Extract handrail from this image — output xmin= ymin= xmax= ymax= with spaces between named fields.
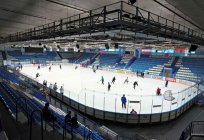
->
xmin=15 ymin=96 xmax=28 ymax=122
xmin=4 ymin=1 xmax=204 ymax=44
xmin=29 ymin=110 xmax=43 ymax=140
xmin=84 ymin=125 xmax=91 ymax=140
xmin=62 ymin=123 xmax=73 ymax=140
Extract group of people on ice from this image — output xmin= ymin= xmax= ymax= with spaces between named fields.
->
xmin=100 ymin=76 xmax=139 ymax=91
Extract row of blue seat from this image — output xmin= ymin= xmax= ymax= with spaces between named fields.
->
xmin=75 ymin=53 xmax=95 ymax=64
xmin=0 ymin=77 xmax=104 ymax=140
xmin=0 ymin=68 xmax=19 ymax=84
xmin=99 ymin=53 xmax=121 ymax=67
xmin=129 ymin=57 xmax=170 ymax=72
xmin=7 ymin=51 xmax=58 ymax=60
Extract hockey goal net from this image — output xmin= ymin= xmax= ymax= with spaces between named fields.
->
xmin=163 ymin=90 xmax=175 ymax=101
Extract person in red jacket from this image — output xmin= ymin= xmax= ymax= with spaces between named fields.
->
xmin=156 ymin=87 xmax=161 ymax=95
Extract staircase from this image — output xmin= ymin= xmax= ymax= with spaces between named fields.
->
xmin=115 ymin=55 xmax=132 ymax=69
xmin=175 ymin=57 xmax=198 ymax=81
xmin=171 ymin=56 xmax=179 ymax=67
xmin=125 ymin=56 xmax=136 ymax=69
xmin=91 ymin=54 xmax=100 ymax=66
xmin=144 ymin=57 xmax=173 ymax=76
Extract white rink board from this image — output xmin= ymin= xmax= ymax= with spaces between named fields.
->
xmin=21 ymin=64 xmax=198 ymax=114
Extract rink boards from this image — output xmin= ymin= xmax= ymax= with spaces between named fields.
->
xmin=12 ymin=64 xmax=204 ymax=124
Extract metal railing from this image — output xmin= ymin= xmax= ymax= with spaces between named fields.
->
xmin=3 ymin=1 xmax=204 ymax=45
xmin=181 ymin=121 xmax=204 ymax=140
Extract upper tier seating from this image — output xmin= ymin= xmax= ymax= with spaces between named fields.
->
xmin=75 ymin=53 xmax=95 ymax=64
xmin=181 ymin=57 xmax=204 ymax=76
xmin=99 ymin=53 xmax=120 ymax=67
xmin=7 ymin=51 xmax=58 ymax=61
xmin=0 ymin=67 xmax=19 ymax=84
xmin=129 ymin=56 xmax=170 ymax=72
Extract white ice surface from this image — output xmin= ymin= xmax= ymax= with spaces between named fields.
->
xmin=21 ymin=64 xmax=197 ymax=114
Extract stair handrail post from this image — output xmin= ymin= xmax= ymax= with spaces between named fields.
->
xmin=29 ymin=109 xmax=43 ymax=140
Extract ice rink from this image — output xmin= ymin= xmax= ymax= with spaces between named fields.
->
xmin=20 ymin=64 xmax=198 ymax=114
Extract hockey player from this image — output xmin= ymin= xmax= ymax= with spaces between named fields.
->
xmin=100 ymin=76 xmax=104 ymax=85
xmin=165 ymin=80 xmax=169 ymax=87
xmin=49 ymin=66 xmax=51 ymax=72
xmin=36 ymin=73 xmax=40 ymax=78
xmin=108 ymin=82 xmax=111 ymax=91
xmin=124 ymin=77 xmax=129 ymax=84
xmin=156 ymin=87 xmax=161 ymax=95
xmin=60 ymin=86 xmax=64 ymax=94
xmin=111 ymin=76 xmax=116 ymax=84
xmin=133 ymin=81 xmax=138 ymax=89
xmin=53 ymin=83 xmax=58 ymax=91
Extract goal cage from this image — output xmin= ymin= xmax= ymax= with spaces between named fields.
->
xmin=163 ymin=90 xmax=175 ymax=101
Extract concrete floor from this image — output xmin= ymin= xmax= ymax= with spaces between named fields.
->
xmin=103 ymin=105 xmax=204 ymax=140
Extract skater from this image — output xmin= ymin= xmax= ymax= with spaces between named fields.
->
xmin=49 ymin=66 xmax=51 ymax=72
xmin=93 ymin=68 xmax=96 ymax=73
xmin=156 ymin=87 xmax=161 ymax=95
xmin=108 ymin=82 xmax=111 ymax=91
xmin=20 ymin=64 xmax=23 ymax=70
xmin=60 ymin=64 xmax=62 ymax=69
xmin=38 ymin=65 xmax=40 ymax=70
xmin=36 ymin=73 xmax=40 ymax=78
xmin=165 ymin=80 xmax=169 ymax=87
xmin=43 ymin=80 xmax=46 ymax=86
xmin=121 ymin=94 xmax=127 ymax=109
xmin=100 ymin=76 xmax=104 ymax=85
xmin=111 ymin=76 xmax=116 ymax=84
xmin=53 ymin=83 xmax=58 ymax=91
xmin=124 ymin=77 xmax=129 ymax=84
xmin=133 ymin=81 xmax=138 ymax=89
xmin=60 ymin=86 xmax=64 ymax=94
xmin=49 ymin=83 xmax=53 ymax=89
xmin=75 ymin=66 xmax=78 ymax=70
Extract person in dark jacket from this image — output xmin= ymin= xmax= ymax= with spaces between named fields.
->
xmin=108 ymin=82 xmax=111 ymax=91
xmin=111 ymin=76 xmax=116 ymax=84
xmin=64 ymin=111 xmax=72 ymax=124
xmin=121 ymin=94 xmax=127 ymax=108
xmin=71 ymin=114 xmax=79 ymax=128
xmin=42 ymin=103 xmax=56 ymax=122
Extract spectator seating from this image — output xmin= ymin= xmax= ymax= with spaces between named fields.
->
xmin=0 ymin=80 xmax=104 ymax=140
xmin=75 ymin=53 xmax=95 ymax=64
xmin=175 ymin=57 xmax=204 ymax=81
xmin=115 ymin=55 xmax=133 ymax=69
xmin=0 ymin=67 xmax=19 ymax=84
xmin=7 ymin=51 xmax=59 ymax=61
xmin=129 ymin=56 xmax=171 ymax=73
xmin=99 ymin=53 xmax=120 ymax=67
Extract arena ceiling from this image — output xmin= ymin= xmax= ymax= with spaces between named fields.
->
xmin=0 ymin=0 xmax=204 ymax=43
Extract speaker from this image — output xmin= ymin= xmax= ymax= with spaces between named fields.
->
xmin=130 ymin=0 xmax=137 ymax=5
xmin=189 ymin=44 xmax=198 ymax=52
xmin=115 ymin=43 xmax=119 ymax=49
xmin=39 ymin=42 xmax=42 ymax=46
xmin=105 ymin=43 xmax=109 ymax=49
xmin=76 ymin=44 xmax=80 ymax=49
